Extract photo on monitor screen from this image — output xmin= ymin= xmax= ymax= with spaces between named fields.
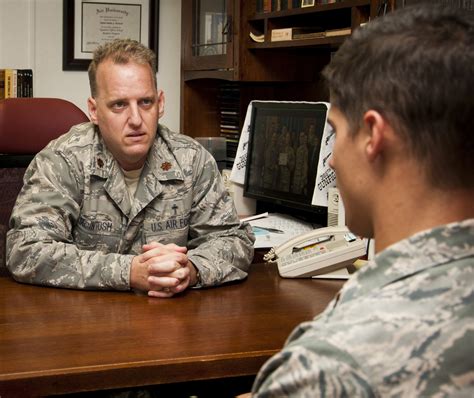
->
xmin=244 ymin=101 xmax=328 ymax=214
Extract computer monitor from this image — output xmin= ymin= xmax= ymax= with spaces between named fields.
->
xmin=244 ymin=101 xmax=328 ymax=220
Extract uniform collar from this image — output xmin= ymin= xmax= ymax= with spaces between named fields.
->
xmin=89 ymin=124 xmax=184 ymax=181
xmin=142 ymin=124 xmax=184 ymax=183
xmin=88 ymin=124 xmax=185 ymax=219
xmin=338 ymin=219 xmax=474 ymax=304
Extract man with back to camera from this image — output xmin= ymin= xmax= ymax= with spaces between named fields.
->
xmin=247 ymin=3 xmax=474 ymax=396
xmin=6 ymin=39 xmax=254 ymax=298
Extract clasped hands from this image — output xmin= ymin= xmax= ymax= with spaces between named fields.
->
xmin=130 ymin=242 xmax=198 ymax=298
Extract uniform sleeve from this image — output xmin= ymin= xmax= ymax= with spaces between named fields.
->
xmin=251 ymin=339 xmax=376 ymax=398
xmin=186 ymin=148 xmax=255 ymax=287
xmin=6 ymin=149 xmax=132 ymax=290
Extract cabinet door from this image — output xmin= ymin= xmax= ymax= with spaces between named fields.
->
xmin=182 ymin=0 xmax=234 ymax=71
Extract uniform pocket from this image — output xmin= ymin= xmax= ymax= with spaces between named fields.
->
xmin=143 ymin=206 xmax=190 ymax=247
xmin=73 ymin=213 xmax=121 ymax=252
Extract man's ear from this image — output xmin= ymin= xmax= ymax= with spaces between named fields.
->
xmin=87 ymin=97 xmax=99 ymax=125
xmin=157 ymin=90 xmax=165 ymax=119
xmin=363 ymin=110 xmax=387 ymax=162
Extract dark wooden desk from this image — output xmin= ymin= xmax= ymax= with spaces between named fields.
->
xmin=0 ymin=263 xmax=343 ymax=397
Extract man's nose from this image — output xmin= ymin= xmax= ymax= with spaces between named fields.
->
xmin=128 ymin=103 xmax=142 ymax=126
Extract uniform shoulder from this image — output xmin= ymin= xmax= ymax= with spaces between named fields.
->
xmin=46 ymin=122 xmax=97 ymax=153
xmin=35 ymin=122 xmax=98 ymax=174
xmin=157 ymin=124 xmax=202 ymax=150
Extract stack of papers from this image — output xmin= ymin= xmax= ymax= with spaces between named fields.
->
xmin=242 ymin=213 xmax=316 ymax=249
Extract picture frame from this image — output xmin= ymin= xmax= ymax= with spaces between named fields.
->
xmin=62 ymin=0 xmax=159 ymax=71
xmin=301 ymin=0 xmax=316 ymax=7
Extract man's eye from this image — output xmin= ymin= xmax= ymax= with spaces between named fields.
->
xmin=112 ymin=102 xmax=126 ymax=109
xmin=140 ymin=99 xmax=153 ymax=107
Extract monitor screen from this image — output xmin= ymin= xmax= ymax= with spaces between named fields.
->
xmin=244 ymin=101 xmax=328 ymax=216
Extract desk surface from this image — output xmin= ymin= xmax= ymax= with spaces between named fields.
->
xmin=0 ymin=263 xmax=343 ymax=396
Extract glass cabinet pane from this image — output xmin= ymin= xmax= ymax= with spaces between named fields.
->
xmin=193 ymin=0 xmax=228 ymax=57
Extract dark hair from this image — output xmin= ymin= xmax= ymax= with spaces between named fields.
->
xmin=323 ymin=4 xmax=474 ymax=189
xmin=88 ymin=39 xmax=157 ymax=98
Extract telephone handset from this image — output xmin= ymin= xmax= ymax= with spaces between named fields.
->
xmin=264 ymin=226 xmax=366 ymax=278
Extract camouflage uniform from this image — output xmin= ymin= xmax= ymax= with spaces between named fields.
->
xmin=252 ymin=219 xmax=474 ymax=397
xmin=6 ymin=122 xmax=254 ymax=290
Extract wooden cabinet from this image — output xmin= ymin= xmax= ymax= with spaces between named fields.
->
xmin=181 ymin=0 xmax=234 ymax=73
xmin=180 ymin=0 xmax=389 ymax=165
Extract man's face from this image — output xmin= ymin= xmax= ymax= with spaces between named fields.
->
xmin=88 ymin=59 xmax=163 ymax=171
xmin=328 ymin=106 xmax=372 ymax=237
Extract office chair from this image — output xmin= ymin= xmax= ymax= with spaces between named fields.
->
xmin=0 ymin=98 xmax=89 ymax=276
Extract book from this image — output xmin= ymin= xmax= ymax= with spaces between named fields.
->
xmin=25 ymin=69 xmax=33 ymax=98
xmin=271 ymin=26 xmax=323 ymax=42
xmin=293 ymin=31 xmax=326 ymax=40
xmin=12 ymin=69 xmax=18 ymax=98
xmin=325 ymin=27 xmax=352 ymax=37
xmin=263 ymin=0 xmax=272 ymax=13
xmin=0 ymin=70 xmax=4 ymax=99
xmin=4 ymin=69 xmax=14 ymax=98
xmin=271 ymin=0 xmax=288 ymax=11
xmin=17 ymin=69 xmax=25 ymax=98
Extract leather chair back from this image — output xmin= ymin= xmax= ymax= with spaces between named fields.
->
xmin=0 ymin=98 xmax=89 ymax=275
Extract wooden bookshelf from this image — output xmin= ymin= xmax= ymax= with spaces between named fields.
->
xmin=180 ymin=0 xmax=393 ymax=149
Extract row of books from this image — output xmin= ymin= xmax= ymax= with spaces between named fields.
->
xmin=402 ymin=0 xmax=473 ymax=11
xmin=0 ymin=69 xmax=34 ymax=99
xmin=257 ymin=0 xmax=297 ymax=12
xmin=257 ymin=0 xmax=340 ymax=13
xmin=218 ymin=82 xmax=241 ymax=169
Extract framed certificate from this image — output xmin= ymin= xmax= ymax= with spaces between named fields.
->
xmin=63 ymin=0 xmax=159 ymax=71
xmin=301 ymin=0 xmax=315 ymax=7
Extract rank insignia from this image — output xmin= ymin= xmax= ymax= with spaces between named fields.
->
xmin=161 ymin=162 xmax=172 ymax=171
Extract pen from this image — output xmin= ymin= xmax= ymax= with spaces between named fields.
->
xmin=241 ymin=212 xmax=269 ymax=222
xmin=253 ymin=226 xmax=284 ymax=234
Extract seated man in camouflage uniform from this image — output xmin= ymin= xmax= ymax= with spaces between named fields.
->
xmin=6 ymin=39 xmax=254 ymax=298
xmin=250 ymin=4 xmax=474 ymax=396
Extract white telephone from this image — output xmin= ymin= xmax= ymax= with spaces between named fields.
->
xmin=264 ymin=226 xmax=366 ymax=278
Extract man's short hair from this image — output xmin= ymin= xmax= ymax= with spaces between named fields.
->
xmin=323 ymin=4 xmax=474 ymax=189
xmin=88 ymin=39 xmax=157 ymax=98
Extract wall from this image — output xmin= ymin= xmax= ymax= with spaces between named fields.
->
xmin=0 ymin=0 xmax=181 ymax=131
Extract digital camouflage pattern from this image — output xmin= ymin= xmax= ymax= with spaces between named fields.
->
xmin=6 ymin=122 xmax=254 ymax=290
xmin=252 ymin=219 xmax=474 ymax=397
